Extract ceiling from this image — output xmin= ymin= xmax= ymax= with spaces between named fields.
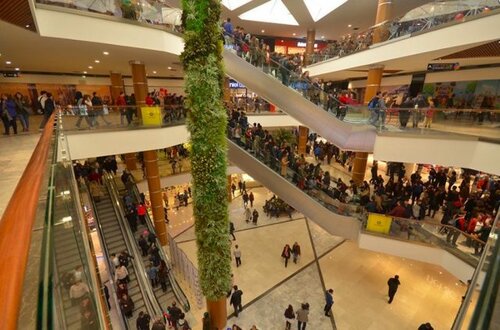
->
xmin=166 ymin=0 xmax=429 ymax=40
xmin=0 ymin=20 xmax=183 ymax=78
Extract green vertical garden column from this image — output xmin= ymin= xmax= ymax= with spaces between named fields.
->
xmin=181 ymin=0 xmax=231 ymax=328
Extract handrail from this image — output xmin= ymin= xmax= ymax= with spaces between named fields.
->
xmin=82 ymin=181 xmax=129 ymax=330
xmin=126 ymin=177 xmax=191 ymax=312
xmin=0 ymin=111 xmax=55 ymax=330
xmin=103 ymin=172 xmax=163 ymax=317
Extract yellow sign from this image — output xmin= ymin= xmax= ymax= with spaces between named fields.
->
xmin=366 ymin=213 xmax=392 ymax=235
xmin=141 ymin=106 xmax=162 ymax=126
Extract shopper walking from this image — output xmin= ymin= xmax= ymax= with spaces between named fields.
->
xmin=242 ymin=191 xmax=249 ymax=208
xmin=234 ymin=245 xmax=242 ymax=267
xmin=229 ymin=221 xmax=236 ymax=241
xmin=292 ymin=242 xmax=301 ymax=264
xmin=14 ymin=92 xmax=30 ymax=131
xmin=387 ymin=275 xmax=401 ymax=304
xmin=249 ymin=192 xmax=255 ymax=207
xmin=296 ymin=303 xmax=309 ymax=330
xmin=281 ymin=244 xmax=292 ymax=267
xmin=324 ymin=289 xmax=334 ymax=316
xmin=230 ymin=285 xmax=243 ymax=317
xmin=169 ymin=302 xmax=182 ymax=330
xmin=284 ymin=304 xmax=295 ymax=330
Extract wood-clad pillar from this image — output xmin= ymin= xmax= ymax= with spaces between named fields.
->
xmin=143 ymin=150 xmax=167 ymax=246
xmin=352 ymin=152 xmax=368 ymax=184
xmin=227 ymin=175 xmax=233 ymax=202
xmin=207 ymin=298 xmax=227 ymax=330
xmin=223 ymin=77 xmax=231 ymax=103
xmin=363 ymin=66 xmax=384 ymax=105
xmin=109 ymin=72 xmax=124 ymax=105
xmin=304 ymin=29 xmax=316 ymax=65
xmin=129 ymin=60 xmax=148 ymax=120
xmin=373 ymin=0 xmax=393 ymax=43
xmin=124 ymin=153 xmax=137 ymax=171
xmin=297 ymin=126 xmax=309 ymax=156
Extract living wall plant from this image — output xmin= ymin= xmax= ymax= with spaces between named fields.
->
xmin=180 ymin=0 xmax=231 ymax=300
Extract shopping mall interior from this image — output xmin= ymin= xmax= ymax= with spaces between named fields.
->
xmin=0 ymin=1 xmax=499 ymax=330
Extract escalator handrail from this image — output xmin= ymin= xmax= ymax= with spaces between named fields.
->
xmin=82 ymin=181 xmax=129 ymax=330
xmin=125 ymin=177 xmax=191 ymax=312
xmin=103 ymin=172 xmax=164 ymax=318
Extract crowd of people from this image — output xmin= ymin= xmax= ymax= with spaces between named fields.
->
xmin=0 ymin=92 xmax=34 ymax=135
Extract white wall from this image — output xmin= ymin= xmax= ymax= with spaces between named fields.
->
xmin=308 ymin=12 xmax=500 ymax=77
xmin=358 ymin=233 xmax=485 ymax=286
xmin=373 ymin=134 xmax=500 ymax=175
xmin=348 ymin=67 xmax=500 ymax=88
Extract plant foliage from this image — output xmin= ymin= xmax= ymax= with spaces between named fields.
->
xmin=180 ymin=0 xmax=231 ymax=300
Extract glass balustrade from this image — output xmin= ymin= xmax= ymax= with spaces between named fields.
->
xmin=37 ymin=121 xmax=108 ymax=329
xmin=308 ymin=1 xmax=500 ymax=65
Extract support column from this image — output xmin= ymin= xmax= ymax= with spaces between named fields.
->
xmin=363 ymin=66 xmax=384 ymax=105
xmin=223 ymin=77 xmax=231 ymax=104
xmin=206 ymin=298 xmax=227 ymax=330
xmin=109 ymin=72 xmax=124 ymax=104
xmin=227 ymin=175 xmax=233 ymax=202
xmin=352 ymin=152 xmax=368 ymax=184
xmin=297 ymin=126 xmax=309 ymax=156
xmin=129 ymin=60 xmax=148 ymax=120
xmin=304 ymin=29 xmax=315 ymax=65
xmin=373 ymin=0 xmax=393 ymax=44
xmin=143 ymin=150 xmax=167 ymax=246
xmin=124 ymin=153 xmax=137 ymax=171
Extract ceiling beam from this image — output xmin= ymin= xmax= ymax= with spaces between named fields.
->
xmin=282 ymin=0 xmax=314 ymax=28
xmin=232 ymin=0 xmax=269 ymax=16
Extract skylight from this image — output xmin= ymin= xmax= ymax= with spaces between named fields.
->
xmin=303 ymin=0 xmax=348 ymax=22
xmin=239 ymin=0 xmax=299 ymax=26
xmin=221 ymin=0 xmax=253 ymax=11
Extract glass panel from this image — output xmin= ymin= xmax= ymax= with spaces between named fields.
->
xmin=37 ymin=123 xmax=108 ymax=329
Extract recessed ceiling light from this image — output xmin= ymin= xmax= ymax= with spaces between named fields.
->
xmin=82 ymin=75 xmax=86 ymax=78
xmin=15 ymin=68 xmax=19 ymax=71
xmin=88 ymin=65 xmax=93 ymax=69
xmin=25 ymin=24 xmax=30 ymax=28
xmin=5 ymin=61 xmax=11 ymax=65
xmin=83 ymin=71 xmax=87 ymax=74
xmin=94 ymin=60 xmax=100 ymax=63
xmin=102 ymin=51 xmax=109 ymax=55
xmin=167 ymin=66 xmax=172 ymax=70
xmin=153 ymin=71 xmax=157 ymax=74
xmin=348 ymin=24 xmax=352 ymax=27
xmin=281 ymin=39 xmax=284 ymax=42
xmin=321 ymin=35 xmax=325 ymax=39
xmin=261 ymin=29 xmax=265 ymax=33
xmin=292 ymin=33 xmax=296 ymax=36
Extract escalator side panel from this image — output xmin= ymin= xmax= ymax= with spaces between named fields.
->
xmin=227 ymin=140 xmax=360 ymax=240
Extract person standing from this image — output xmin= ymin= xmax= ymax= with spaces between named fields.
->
xmin=252 ymin=209 xmax=259 ymax=225
xmin=387 ymin=275 xmax=401 ymax=304
xmin=244 ymin=207 xmax=252 ymax=223
xmin=324 ymin=289 xmax=334 ymax=316
xmin=229 ymin=221 xmax=236 ymax=241
xmin=281 ymin=244 xmax=291 ymax=267
xmin=230 ymin=285 xmax=243 ymax=317
xmin=296 ymin=303 xmax=309 ymax=330
xmin=233 ymin=245 xmax=242 ymax=267
xmin=249 ymin=192 xmax=255 ymax=208
xmin=284 ymin=304 xmax=295 ymax=330
xmin=292 ymin=242 xmax=301 ymax=264
xmin=242 ymin=191 xmax=249 ymax=208
xmin=169 ymin=302 xmax=182 ymax=330
xmin=136 ymin=311 xmax=151 ymax=330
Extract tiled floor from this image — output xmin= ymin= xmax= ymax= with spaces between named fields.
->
xmin=167 ymin=184 xmax=473 ymax=330
xmin=0 ymin=130 xmax=42 ymax=218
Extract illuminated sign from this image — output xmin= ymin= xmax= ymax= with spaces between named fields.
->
xmin=229 ymin=79 xmax=245 ymax=89
xmin=297 ymin=42 xmax=318 ymax=48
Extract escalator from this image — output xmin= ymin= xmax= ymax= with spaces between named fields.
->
xmin=52 ymin=196 xmax=88 ymax=329
xmin=222 ymin=48 xmax=376 ymax=152
xmin=91 ymin=182 xmax=154 ymax=327
xmin=226 ymin=139 xmax=361 ymax=240
xmin=109 ymin=174 xmax=190 ymax=313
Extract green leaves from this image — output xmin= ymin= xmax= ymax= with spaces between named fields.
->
xmin=181 ymin=0 xmax=231 ymax=300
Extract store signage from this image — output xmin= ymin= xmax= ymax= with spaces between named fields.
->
xmin=2 ymin=72 xmax=19 ymax=77
xmin=427 ymin=63 xmax=460 ymax=71
xmin=229 ymin=79 xmax=245 ymax=89
xmin=296 ymin=42 xmax=318 ymax=48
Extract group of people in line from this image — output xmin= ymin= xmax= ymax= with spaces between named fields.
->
xmin=0 ymin=92 xmax=37 ymax=135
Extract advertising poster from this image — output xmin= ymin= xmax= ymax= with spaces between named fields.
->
xmin=366 ymin=213 xmax=393 ymax=235
xmin=141 ymin=106 xmax=162 ymax=126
